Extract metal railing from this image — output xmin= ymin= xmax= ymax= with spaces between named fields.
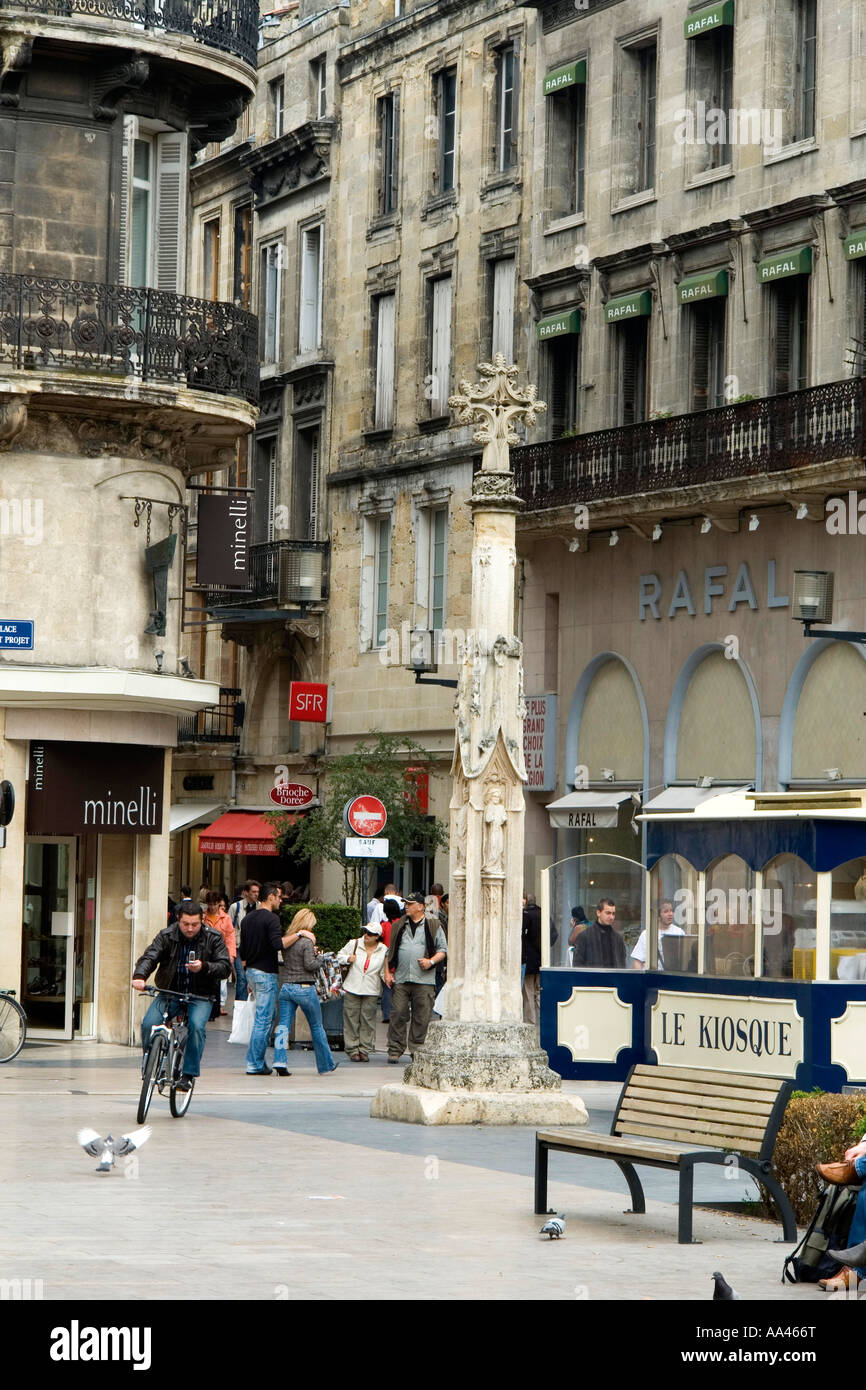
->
xmin=206 ymin=539 xmax=330 ymax=607
xmin=511 ymin=377 xmax=866 ymax=512
xmin=0 ymin=0 xmax=259 ymax=67
xmin=0 ymin=274 xmax=259 ymax=404
xmin=177 ymin=687 xmax=244 ymax=744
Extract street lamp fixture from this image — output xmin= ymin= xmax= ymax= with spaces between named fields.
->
xmin=791 ymin=570 xmax=866 ymax=641
xmin=404 ymin=629 xmax=458 ymax=690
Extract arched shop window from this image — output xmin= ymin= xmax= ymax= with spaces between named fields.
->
xmin=647 ymin=853 xmax=697 ymax=973
xmin=704 ymin=854 xmax=755 ymax=978
xmin=788 ymin=643 xmax=866 ymax=783
xmin=761 ymin=854 xmax=816 ymax=981
xmin=829 ymin=857 xmax=866 ymax=981
xmin=575 ymin=657 xmax=645 ymax=784
xmin=671 ymin=649 xmax=757 ymax=783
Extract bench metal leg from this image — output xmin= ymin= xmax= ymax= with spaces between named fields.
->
xmin=744 ymin=1162 xmax=798 ymax=1244
xmin=678 ymin=1162 xmax=698 ymax=1244
xmin=535 ymin=1138 xmax=549 ymax=1215
xmin=615 ymin=1161 xmax=646 ymax=1215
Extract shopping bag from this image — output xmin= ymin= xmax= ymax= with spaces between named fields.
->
xmin=227 ymin=998 xmax=255 ymax=1045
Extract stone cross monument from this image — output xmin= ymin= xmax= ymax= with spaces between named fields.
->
xmin=372 ymin=357 xmax=588 ymax=1126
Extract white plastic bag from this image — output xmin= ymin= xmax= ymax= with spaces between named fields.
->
xmin=227 ymin=998 xmax=255 ymax=1045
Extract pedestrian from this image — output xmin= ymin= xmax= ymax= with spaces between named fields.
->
xmin=273 ymin=909 xmax=339 ymax=1076
xmin=203 ymin=890 xmax=235 ymax=1017
xmin=383 ymin=891 xmax=447 ymax=1063
xmin=425 ymin=894 xmax=448 ymax=994
xmin=572 ymin=898 xmax=626 ymax=968
xmin=228 ymin=880 xmax=260 ymax=1002
xmin=366 ymin=884 xmax=386 ymax=928
xmin=240 ymin=883 xmax=316 ymax=1076
xmin=197 ymin=882 xmax=209 ymax=903
xmin=383 ymin=882 xmax=405 ymax=914
xmin=521 ymin=892 xmax=542 ymax=1024
xmin=380 ymin=897 xmax=402 ymax=1022
xmin=631 ymin=899 xmax=685 ymax=970
xmin=568 ymin=906 xmax=588 ymax=946
xmin=337 ymin=923 xmax=388 ymax=1061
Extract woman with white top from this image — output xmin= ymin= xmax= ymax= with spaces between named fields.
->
xmin=337 ymin=924 xmax=388 ymax=1062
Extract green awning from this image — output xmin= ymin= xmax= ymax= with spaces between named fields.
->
xmin=678 ymin=269 xmax=728 ymax=304
xmin=845 ymin=232 xmax=866 ymax=261
xmin=605 ymin=290 xmax=652 ymax=324
xmin=537 ymin=310 xmax=581 ymax=340
xmin=684 ymin=0 xmax=734 ymax=38
xmin=543 ymin=60 xmax=586 ymax=96
xmin=757 ymin=246 xmax=812 ymax=283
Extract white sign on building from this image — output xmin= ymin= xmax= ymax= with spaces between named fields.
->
xmin=649 ymin=990 xmax=803 ymax=1078
xmin=524 ymin=694 xmax=557 ymax=791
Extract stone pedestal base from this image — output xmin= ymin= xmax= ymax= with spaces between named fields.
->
xmin=370 ymin=1020 xmax=589 ymax=1126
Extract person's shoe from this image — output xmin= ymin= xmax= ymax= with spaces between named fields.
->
xmin=816 ymin=1160 xmax=858 ymax=1185
xmin=246 ymin=1066 xmax=273 ymax=1076
xmin=350 ymin=1053 xmax=363 ymax=1062
xmin=819 ymin=1266 xmax=860 ymax=1291
xmin=358 ymin=1053 xmax=369 ymax=1062
xmin=828 ymin=1238 xmax=866 ymax=1266
xmin=321 ymin=1063 xmax=341 ymax=1074
xmin=387 ymin=1055 xmax=402 ymax=1064
xmin=174 ymin=1075 xmax=194 ymax=1092
xmin=273 ymin=1066 xmax=292 ymax=1076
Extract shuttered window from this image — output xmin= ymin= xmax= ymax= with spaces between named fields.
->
xmin=374 ymin=292 xmax=396 ymax=429
xmin=377 ymin=92 xmax=400 ymax=216
xmin=299 ymin=225 xmax=323 ymax=353
xmin=797 ymin=0 xmax=817 ymax=141
xmin=435 ymin=68 xmax=457 ymax=193
xmin=772 ymin=277 xmax=809 ymax=395
xmin=429 ymin=275 xmax=452 ymax=415
xmin=429 ymin=507 xmax=447 ymax=631
xmin=375 ymin=517 xmax=391 ymax=648
xmin=118 ymin=115 xmax=136 ymax=284
xmin=293 ymin=425 xmax=320 ymax=540
xmin=121 ymin=125 xmax=186 ymax=292
xmin=202 ymin=218 xmax=220 ymax=301
xmin=547 ymin=336 xmax=579 ymax=439
xmin=491 ymin=257 xmax=515 ymax=361
xmin=638 ymin=46 xmax=657 ymax=191
xmin=618 ymin=320 xmax=648 ymax=426
xmin=254 ymin=436 xmax=278 ymax=546
xmin=690 ymin=301 xmax=726 ymax=411
xmin=495 ymin=45 xmax=517 ymax=172
xmin=545 ymin=82 xmax=586 ymax=219
xmin=260 ymin=242 xmax=283 ymax=363
xmin=154 ymin=133 xmax=186 ymax=292
xmin=233 ymin=204 xmax=252 ymax=310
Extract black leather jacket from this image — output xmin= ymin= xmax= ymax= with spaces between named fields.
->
xmin=133 ymin=923 xmax=231 ymax=997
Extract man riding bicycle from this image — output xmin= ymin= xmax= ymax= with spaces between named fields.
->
xmin=132 ymin=900 xmax=231 ymax=1090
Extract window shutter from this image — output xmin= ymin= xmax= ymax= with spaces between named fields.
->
xmin=773 ymin=286 xmax=793 ymax=395
xmin=254 ymin=438 xmax=278 ymax=545
xmin=375 ymin=293 xmax=396 ymax=429
xmin=261 ymin=244 xmax=282 ymax=362
xmin=308 ymin=429 xmax=320 ymax=540
xmin=431 ymin=276 xmax=452 ymax=414
xmin=390 ymin=90 xmax=400 ymax=214
xmin=154 ymin=131 xmax=187 ymax=292
xmin=118 ymin=115 xmax=137 ymax=285
xmin=491 ymin=257 xmax=515 ymax=361
xmin=509 ymin=41 xmax=520 ymax=169
xmin=299 ymin=226 xmax=322 ymax=352
xmin=548 ymin=338 xmax=578 ymax=438
xmin=620 ymin=323 xmax=646 ymax=426
xmin=691 ymin=305 xmax=711 ymax=412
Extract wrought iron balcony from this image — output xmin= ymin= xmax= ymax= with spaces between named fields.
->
xmin=512 ymin=378 xmax=866 ymax=513
xmin=205 ymin=539 xmax=330 ymax=608
xmin=177 ymin=686 xmax=244 ymax=744
xmin=0 ymin=0 xmax=259 ymax=67
xmin=0 ymin=274 xmax=259 ymax=404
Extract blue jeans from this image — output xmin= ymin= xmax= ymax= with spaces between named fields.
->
xmin=245 ymin=968 xmax=279 ymax=1073
xmin=140 ymin=994 xmax=212 ymax=1078
xmin=234 ymin=955 xmax=249 ymax=1002
xmin=274 ymin=983 xmax=336 ymax=1074
xmin=846 ymin=1156 xmax=866 ymax=1276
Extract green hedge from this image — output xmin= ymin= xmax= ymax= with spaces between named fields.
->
xmin=281 ymin=902 xmax=363 ymax=956
xmin=766 ymin=1091 xmax=866 ymax=1225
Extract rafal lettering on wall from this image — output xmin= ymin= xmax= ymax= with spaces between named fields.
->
xmin=638 ymin=561 xmax=789 ymax=620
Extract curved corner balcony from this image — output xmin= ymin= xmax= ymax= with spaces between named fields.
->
xmin=0 ymin=0 xmax=258 ymax=77
xmin=0 ymin=273 xmax=259 ymax=405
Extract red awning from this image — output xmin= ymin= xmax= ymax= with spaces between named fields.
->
xmin=198 ymin=811 xmax=284 ymax=856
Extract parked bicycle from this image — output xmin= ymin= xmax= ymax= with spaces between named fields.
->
xmin=0 ymin=988 xmax=26 ymax=1063
xmin=136 ymin=985 xmax=212 ymax=1122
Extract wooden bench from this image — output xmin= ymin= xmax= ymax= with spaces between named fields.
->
xmin=535 ymin=1064 xmax=797 ymax=1244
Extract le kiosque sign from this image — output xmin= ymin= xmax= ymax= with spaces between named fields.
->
xmin=650 ymin=991 xmax=803 ymax=1077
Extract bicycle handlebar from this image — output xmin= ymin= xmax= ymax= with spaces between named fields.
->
xmin=135 ymin=985 xmax=216 ymax=1003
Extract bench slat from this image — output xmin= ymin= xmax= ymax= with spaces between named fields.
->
xmin=616 ymin=1105 xmax=767 ymax=1142
xmin=536 ymin=1130 xmax=690 ymax=1162
xmin=624 ymin=1081 xmax=778 ymax=1112
xmin=629 ymin=1065 xmax=783 ymax=1092
xmin=617 ymin=1117 xmax=763 ymax=1153
xmin=618 ymin=1095 xmax=772 ymax=1129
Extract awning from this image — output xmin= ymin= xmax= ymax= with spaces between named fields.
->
xmin=543 ymin=59 xmax=586 ymax=96
xmin=547 ymin=790 xmax=637 ymax=830
xmin=685 ymin=1 xmax=734 ymax=39
xmin=640 ymin=785 xmax=751 ymax=815
xmin=169 ymin=802 xmax=223 ymax=834
xmin=678 ymin=269 xmax=728 ymax=304
xmin=605 ymin=290 xmax=652 ymax=324
xmin=537 ymin=309 xmax=581 ymax=340
xmin=845 ymin=232 xmax=866 ymax=261
xmin=198 ymin=811 xmax=280 ymax=856
xmin=757 ymin=246 xmax=812 ymax=283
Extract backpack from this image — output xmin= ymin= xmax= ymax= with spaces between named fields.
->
xmin=782 ymin=1182 xmax=860 ymax=1283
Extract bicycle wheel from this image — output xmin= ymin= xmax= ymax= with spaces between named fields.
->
xmin=169 ymin=1028 xmax=194 ymax=1117
xmin=0 ymin=994 xmax=26 ymax=1063
xmin=137 ymin=1035 xmax=166 ymax=1124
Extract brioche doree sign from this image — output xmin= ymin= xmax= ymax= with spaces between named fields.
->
xmin=650 ymin=990 xmax=803 ymax=1078
xmin=269 ymin=783 xmax=315 ymax=810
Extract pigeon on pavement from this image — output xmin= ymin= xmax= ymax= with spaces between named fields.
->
xmin=711 ymin=1270 xmax=740 ymax=1300
xmin=540 ymin=1214 xmax=566 ymax=1240
xmin=78 ymin=1127 xmax=151 ymax=1173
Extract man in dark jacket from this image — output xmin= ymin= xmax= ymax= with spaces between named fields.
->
xmin=521 ymin=893 xmax=542 ymax=1024
xmin=571 ymin=897 xmax=626 ymax=969
xmin=132 ymin=899 xmax=231 ymax=1087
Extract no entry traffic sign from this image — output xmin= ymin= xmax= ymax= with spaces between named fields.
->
xmin=343 ymin=795 xmax=387 ymax=837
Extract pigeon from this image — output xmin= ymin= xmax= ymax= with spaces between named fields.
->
xmin=540 ymin=1214 xmax=566 ymax=1240
xmin=712 ymin=1270 xmax=740 ymax=1300
xmin=77 ymin=1127 xmax=151 ymax=1173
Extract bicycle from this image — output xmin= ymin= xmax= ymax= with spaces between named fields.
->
xmin=0 ymin=989 xmax=26 ymax=1063
xmin=136 ymin=985 xmax=213 ymax=1123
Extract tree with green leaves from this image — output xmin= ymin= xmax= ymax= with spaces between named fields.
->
xmin=266 ymin=732 xmax=449 ymax=909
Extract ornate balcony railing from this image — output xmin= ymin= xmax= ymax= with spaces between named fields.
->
xmin=0 ymin=274 xmax=259 ymax=404
xmin=512 ymin=377 xmax=866 ymax=512
xmin=177 ymin=687 xmax=244 ymax=744
xmin=205 ymin=540 xmax=330 ymax=608
xmin=0 ymin=0 xmax=259 ymax=67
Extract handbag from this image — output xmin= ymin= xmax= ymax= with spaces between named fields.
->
xmin=227 ymin=997 xmax=255 ymax=1045
xmin=316 ymin=950 xmax=352 ymax=1002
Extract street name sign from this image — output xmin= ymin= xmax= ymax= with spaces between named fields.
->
xmin=0 ymin=620 xmax=34 ymax=649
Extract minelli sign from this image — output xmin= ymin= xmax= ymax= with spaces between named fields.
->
xmin=27 ymin=742 xmax=165 ymax=836
xmin=195 ymin=492 xmax=250 ymax=589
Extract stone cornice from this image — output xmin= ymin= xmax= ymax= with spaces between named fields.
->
xmin=240 ymin=119 xmax=334 ymax=207
xmin=337 ymin=0 xmax=513 ymax=82
xmin=741 ymin=194 xmax=832 ymax=233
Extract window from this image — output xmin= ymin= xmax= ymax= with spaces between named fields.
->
xmin=689 ymin=300 xmax=726 ymax=410
xmin=121 ymin=118 xmax=187 ymax=291
xmin=253 ymin=435 xmax=278 ymax=545
xmin=615 ymin=40 xmax=656 ymax=199
xmin=428 ymin=507 xmax=447 ymax=632
xmin=293 ymin=425 xmax=320 ymax=540
xmin=260 ymin=242 xmax=283 ymax=363
xmin=298 ymin=225 xmax=323 ymax=354
xmin=434 ymin=68 xmax=457 ymax=194
xmin=546 ymin=336 xmax=579 ymax=438
xmin=545 ymin=69 xmax=586 ymax=219
xmin=311 ymin=57 xmax=327 ymax=119
xmin=233 ymin=204 xmax=252 ymax=310
xmin=494 ymin=45 xmax=517 ymax=172
xmin=616 ymin=320 xmax=648 ymax=425
xmin=638 ymin=45 xmax=657 ymax=191
xmin=427 ymin=275 xmax=452 ymax=416
xmin=858 ymin=262 xmax=866 ymax=377
xmin=373 ymin=292 xmax=396 ymax=429
xmin=771 ymin=277 xmax=809 ymax=393
xmin=688 ymin=25 xmax=734 ymax=171
xmin=796 ymin=0 xmax=817 ymax=141
xmin=491 ymin=257 xmax=515 ymax=360
xmin=375 ymin=517 xmax=391 ymax=648
xmin=202 ymin=218 xmax=220 ymax=301
xmin=376 ymin=92 xmax=400 ymax=216
xmin=270 ymin=78 xmax=285 ymax=140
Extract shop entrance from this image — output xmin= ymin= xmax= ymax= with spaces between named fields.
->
xmin=21 ymin=836 xmax=97 ymax=1037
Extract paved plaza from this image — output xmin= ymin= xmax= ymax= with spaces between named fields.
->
xmin=0 ymin=1020 xmax=831 ymax=1304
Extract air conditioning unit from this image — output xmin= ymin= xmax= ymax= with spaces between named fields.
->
xmin=278 ymin=547 xmax=324 ymax=604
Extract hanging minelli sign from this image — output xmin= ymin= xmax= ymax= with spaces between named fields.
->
xmin=195 ymin=492 xmax=251 ymax=588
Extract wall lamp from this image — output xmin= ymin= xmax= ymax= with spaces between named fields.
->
xmin=792 ymin=570 xmax=866 ymax=642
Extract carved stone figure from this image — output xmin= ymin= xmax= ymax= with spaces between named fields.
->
xmin=482 ymin=782 xmax=507 ymax=875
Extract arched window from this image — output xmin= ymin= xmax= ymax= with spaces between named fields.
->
xmin=574 ymin=657 xmax=645 ymax=784
xmin=705 ymin=854 xmax=754 ymax=978
xmin=789 ymin=644 xmax=866 ymax=782
xmin=645 ymin=853 xmax=697 ymax=973
xmin=761 ymin=854 xmax=816 ymax=981
xmin=673 ymin=650 xmax=757 ymax=783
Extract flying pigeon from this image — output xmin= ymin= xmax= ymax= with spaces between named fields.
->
xmin=540 ymin=1214 xmax=566 ymax=1240
xmin=77 ymin=1127 xmax=151 ymax=1173
xmin=711 ymin=1270 xmax=740 ymax=1301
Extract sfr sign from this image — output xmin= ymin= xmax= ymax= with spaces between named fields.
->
xmin=288 ymin=682 xmax=332 ymax=723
